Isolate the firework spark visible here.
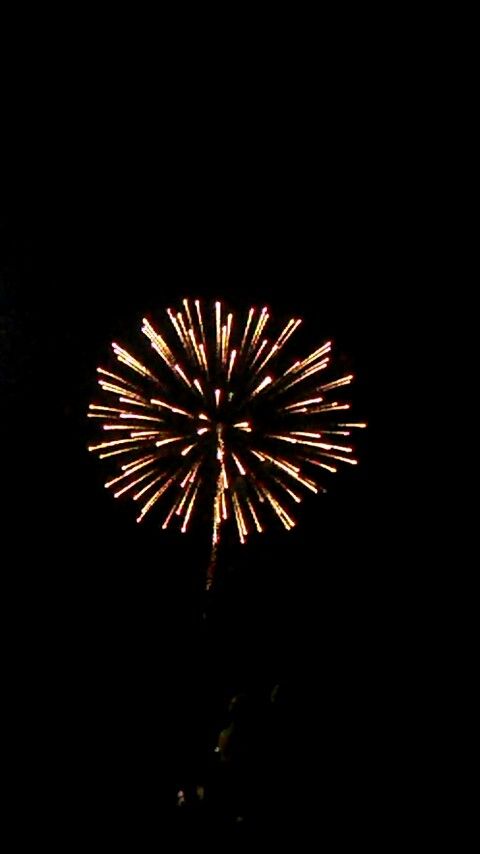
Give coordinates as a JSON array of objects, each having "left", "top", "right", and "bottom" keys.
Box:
[{"left": 89, "top": 299, "right": 366, "bottom": 585}]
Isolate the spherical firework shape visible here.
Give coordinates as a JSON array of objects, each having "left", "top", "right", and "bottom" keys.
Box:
[{"left": 88, "top": 299, "right": 366, "bottom": 582}]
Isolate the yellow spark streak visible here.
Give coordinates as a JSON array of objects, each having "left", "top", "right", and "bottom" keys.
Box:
[
  {"left": 282, "top": 359, "right": 329, "bottom": 391},
  {"left": 338, "top": 423, "right": 367, "bottom": 428},
  {"left": 112, "top": 343, "right": 156, "bottom": 380},
  {"left": 250, "top": 375, "right": 272, "bottom": 399},
  {"left": 189, "top": 460, "right": 202, "bottom": 483},
  {"left": 199, "top": 343, "right": 208, "bottom": 375},
  {"left": 183, "top": 298, "right": 194, "bottom": 329},
  {"left": 309, "top": 403, "right": 350, "bottom": 413},
  {"left": 227, "top": 349, "right": 237, "bottom": 382},
  {"left": 221, "top": 491, "right": 228, "bottom": 520},
  {"left": 291, "top": 431, "right": 324, "bottom": 438},
  {"left": 277, "top": 318, "right": 302, "bottom": 347},
  {"left": 234, "top": 421, "right": 250, "bottom": 428},
  {"left": 176, "top": 481, "right": 194, "bottom": 515},
  {"left": 232, "top": 493, "right": 247, "bottom": 542},
  {"left": 105, "top": 456, "right": 156, "bottom": 487},
  {"left": 99, "top": 444, "right": 144, "bottom": 459},
  {"left": 88, "top": 413, "right": 109, "bottom": 418},
  {"left": 181, "top": 482, "right": 200, "bottom": 532},
  {"left": 114, "top": 469, "right": 155, "bottom": 498},
  {"left": 262, "top": 488, "right": 295, "bottom": 529},
  {"left": 129, "top": 431, "right": 159, "bottom": 437},
  {"left": 284, "top": 360, "right": 301, "bottom": 376},
  {"left": 232, "top": 453, "right": 246, "bottom": 475},
  {"left": 103, "top": 424, "right": 153, "bottom": 431},
  {"left": 215, "top": 301, "right": 221, "bottom": 364},
  {"left": 118, "top": 398, "right": 150, "bottom": 408},
  {"left": 250, "top": 338, "right": 268, "bottom": 368},
  {"left": 261, "top": 453, "right": 300, "bottom": 473},
  {"left": 226, "top": 313, "right": 233, "bottom": 358},
  {"left": 197, "top": 428, "right": 210, "bottom": 435},
  {"left": 272, "top": 476, "right": 302, "bottom": 504},
  {"left": 239, "top": 307, "right": 255, "bottom": 356},
  {"left": 177, "top": 313, "right": 192, "bottom": 358},
  {"left": 162, "top": 500, "right": 180, "bottom": 530},
  {"left": 133, "top": 472, "right": 165, "bottom": 500},
  {"left": 99, "top": 382, "right": 142, "bottom": 400},
  {"left": 137, "top": 476, "right": 176, "bottom": 521},
  {"left": 174, "top": 364, "right": 193, "bottom": 388},
  {"left": 119, "top": 413, "right": 164, "bottom": 422},
  {"left": 250, "top": 307, "right": 269, "bottom": 355},
  {"left": 215, "top": 388, "right": 221, "bottom": 407},
  {"left": 318, "top": 374, "right": 354, "bottom": 391},
  {"left": 150, "top": 398, "right": 194, "bottom": 418},
  {"left": 321, "top": 431, "right": 351, "bottom": 436},
  {"left": 193, "top": 378, "right": 205, "bottom": 397},
  {"left": 155, "top": 436, "right": 184, "bottom": 447},
  {"left": 246, "top": 497, "right": 263, "bottom": 532},
  {"left": 304, "top": 458, "right": 337, "bottom": 473},
  {"left": 167, "top": 308, "right": 185, "bottom": 348},
  {"left": 89, "top": 404, "right": 126, "bottom": 414},
  {"left": 89, "top": 437, "right": 151, "bottom": 451},
  {"left": 251, "top": 450, "right": 265, "bottom": 461},
  {"left": 96, "top": 367, "right": 136, "bottom": 387},
  {"left": 198, "top": 413, "right": 209, "bottom": 421},
  {"left": 221, "top": 324, "right": 227, "bottom": 367},
  {"left": 188, "top": 328, "right": 203, "bottom": 369},
  {"left": 283, "top": 397, "right": 324, "bottom": 411},
  {"left": 142, "top": 318, "right": 175, "bottom": 365},
  {"left": 195, "top": 300, "right": 207, "bottom": 351},
  {"left": 318, "top": 453, "right": 358, "bottom": 465},
  {"left": 181, "top": 444, "right": 196, "bottom": 456}
]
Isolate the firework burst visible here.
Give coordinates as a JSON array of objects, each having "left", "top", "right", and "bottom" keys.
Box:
[{"left": 88, "top": 299, "right": 366, "bottom": 586}]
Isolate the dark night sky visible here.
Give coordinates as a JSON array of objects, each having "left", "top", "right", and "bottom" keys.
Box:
[{"left": 1, "top": 122, "right": 380, "bottom": 834}]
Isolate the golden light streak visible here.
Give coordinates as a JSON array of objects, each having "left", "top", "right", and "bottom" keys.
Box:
[
  {"left": 99, "top": 444, "right": 144, "bottom": 459},
  {"left": 96, "top": 367, "right": 136, "bottom": 386},
  {"left": 183, "top": 298, "right": 194, "bottom": 330},
  {"left": 162, "top": 500, "right": 180, "bottom": 530},
  {"left": 215, "top": 301, "right": 221, "bottom": 364},
  {"left": 226, "top": 313, "right": 233, "bottom": 358},
  {"left": 250, "top": 307, "right": 269, "bottom": 355},
  {"left": 250, "top": 338, "right": 268, "bottom": 368},
  {"left": 181, "top": 444, "right": 196, "bottom": 455},
  {"left": 318, "top": 374, "right": 354, "bottom": 391},
  {"left": 317, "top": 452, "right": 358, "bottom": 465},
  {"left": 304, "top": 458, "right": 337, "bottom": 473},
  {"left": 114, "top": 469, "right": 154, "bottom": 498},
  {"left": 155, "top": 436, "right": 184, "bottom": 447},
  {"left": 197, "top": 427, "right": 210, "bottom": 435},
  {"left": 88, "top": 437, "right": 152, "bottom": 451},
  {"left": 246, "top": 497, "right": 263, "bottom": 531},
  {"left": 227, "top": 349, "right": 237, "bottom": 382},
  {"left": 232, "top": 453, "right": 246, "bottom": 475},
  {"left": 215, "top": 388, "right": 221, "bottom": 407},
  {"left": 234, "top": 421, "right": 250, "bottom": 428},
  {"left": 150, "top": 398, "right": 194, "bottom": 417},
  {"left": 136, "top": 475, "right": 176, "bottom": 521},
  {"left": 337, "top": 423, "right": 367, "bottom": 428},
  {"left": 239, "top": 307, "right": 255, "bottom": 356},
  {"left": 129, "top": 431, "right": 159, "bottom": 437},
  {"left": 119, "top": 413, "right": 164, "bottom": 422},
  {"left": 250, "top": 375, "right": 272, "bottom": 399},
  {"left": 89, "top": 404, "right": 126, "bottom": 414},
  {"left": 112, "top": 343, "right": 156, "bottom": 380},
  {"left": 118, "top": 397, "right": 150, "bottom": 408},
  {"left": 176, "top": 481, "right": 194, "bottom": 515},
  {"left": 193, "top": 378, "right": 204, "bottom": 397},
  {"left": 221, "top": 491, "right": 228, "bottom": 520},
  {"left": 105, "top": 456, "right": 156, "bottom": 487},
  {"left": 221, "top": 324, "right": 227, "bottom": 367},
  {"left": 282, "top": 397, "right": 324, "bottom": 411},
  {"left": 133, "top": 472, "right": 166, "bottom": 500},
  {"left": 174, "top": 364, "right": 193, "bottom": 388},
  {"left": 181, "top": 482, "right": 200, "bottom": 532},
  {"left": 188, "top": 328, "right": 203, "bottom": 369}
]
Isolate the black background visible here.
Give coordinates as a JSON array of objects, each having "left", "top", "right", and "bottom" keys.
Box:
[{"left": 1, "top": 65, "right": 386, "bottom": 839}]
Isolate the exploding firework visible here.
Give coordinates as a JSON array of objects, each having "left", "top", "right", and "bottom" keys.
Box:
[{"left": 88, "top": 299, "right": 366, "bottom": 585}]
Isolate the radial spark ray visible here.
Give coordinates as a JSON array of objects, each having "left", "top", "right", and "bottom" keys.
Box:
[{"left": 89, "top": 299, "right": 366, "bottom": 581}]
